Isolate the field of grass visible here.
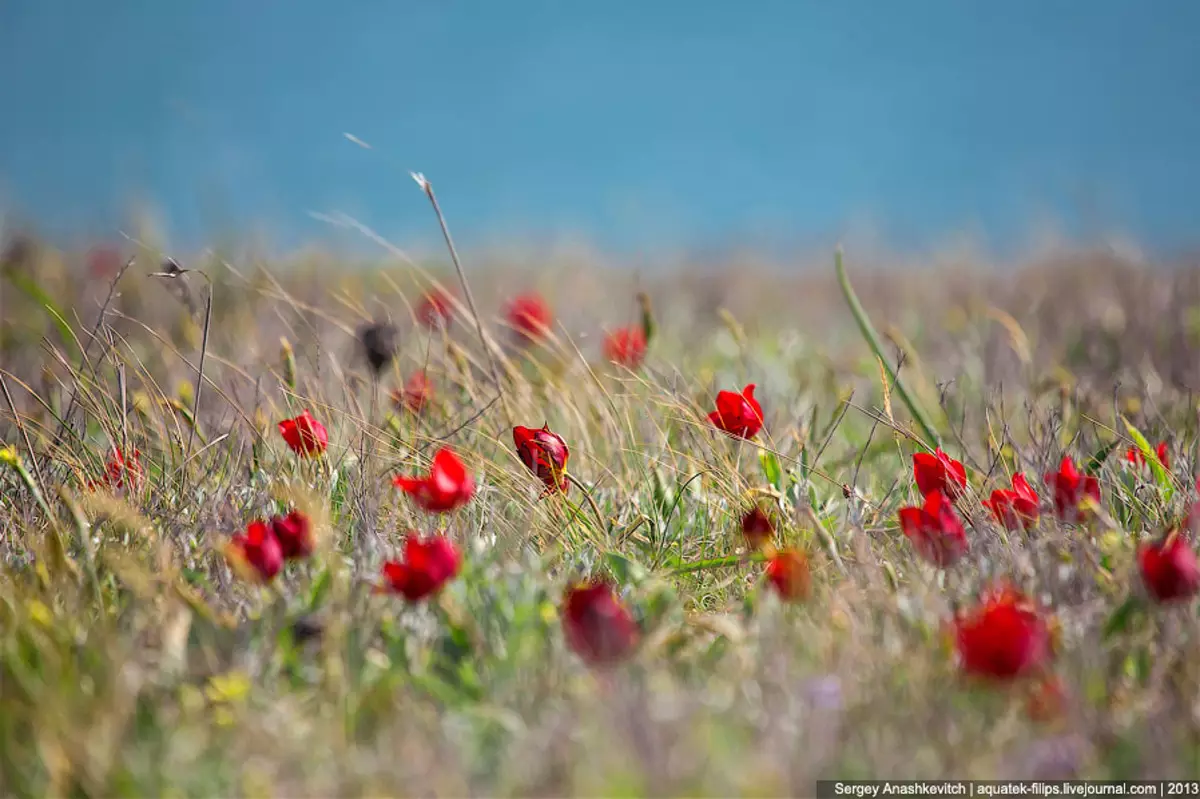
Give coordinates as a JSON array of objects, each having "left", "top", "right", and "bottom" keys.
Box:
[{"left": 2, "top": 226, "right": 1200, "bottom": 796}]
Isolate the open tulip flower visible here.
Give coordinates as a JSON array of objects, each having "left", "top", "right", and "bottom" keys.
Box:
[
  {"left": 393, "top": 447, "right": 476, "bottom": 513},
  {"left": 707, "top": 383, "right": 764, "bottom": 440},
  {"left": 278, "top": 411, "right": 329, "bottom": 458},
  {"left": 561, "top": 580, "right": 641, "bottom": 667},
  {"left": 513, "top": 424, "right": 570, "bottom": 494},
  {"left": 912, "top": 447, "right": 967, "bottom": 499},
  {"left": 378, "top": 533, "right": 462, "bottom": 601},
  {"left": 898, "top": 490, "right": 968, "bottom": 568},
  {"left": 1138, "top": 530, "right": 1200, "bottom": 603},
  {"left": 1044, "top": 456, "right": 1101, "bottom": 523},
  {"left": 271, "top": 510, "right": 314, "bottom": 560},
  {"left": 984, "top": 473, "right": 1040, "bottom": 532},
  {"left": 953, "top": 584, "right": 1053, "bottom": 681}
]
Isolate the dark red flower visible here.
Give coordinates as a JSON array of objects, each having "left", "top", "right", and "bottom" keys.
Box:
[
  {"left": 90, "top": 447, "right": 143, "bottom": 491},
  {"left": 898, "top": 490, "right": 968, "bottom": 568},
  {"left": 561, "top": 580, "right": 640, "bottom": 667},
  {"left": 278, "top": 411, "right": 329, "bottom": 458},
  {"left": 1044, "top": 456, "right": 1101, "bottom": 523},
  {"left": 741, "top": 506, "right": 775, "bottom": 550},
  {"left": 505, "top": 292, "right": 553, "bottom": 343},
  {"left": 270, "top": 510, "right": 314, "bottom": 560},
  {"left": 513, "top": 424, "right": 570, "bottom": 494},
  {"left": 765, "top": 550, "right": 810, "bottom": 601},
  {"left": 954, "top": 584, "right": 1052, "bottom": 680},
  {"left": 393, "top": 447, "right": 475, "bottom": 513},
  {"left": 378, "top": 533, "right": 462, "bottom": 601},
  {"left": 1138, "top": 531, "right": 1200, "bottom": 603},
  {"left": 1125, "top": 441, "right": 1170, "bottom": 471},
  {"left": 603, "top": 326, "right": 647, "bottom": 369},
  {"left": 984, "top": 473, "right": 1040, "bottom": 532},
  {"left": 416, "top": 288, "right": 454, "bottom": 329},
  {"left": 912, "top": 447, "right": 967, "bottom": 499},
  {"left": 707, "top": 383, "right": 764, "bottom": 440},
  {"left": 225, "top": 520, "right": 284, "bottom": 583},
  {"left": 392, "top": 371, "right": 432, "bottom": 415}
]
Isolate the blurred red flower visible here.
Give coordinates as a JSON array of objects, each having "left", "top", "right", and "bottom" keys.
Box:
[
  {"left": 561, "top": 580, "right": 640, "bottom": 667},
  {"left": 416, "top": 288, "right": 454, "bottom": 329},
  {"left": 393, "top": 370, "right": 432, "bottom": 415},
  {"left": 898, "top": 489, "right": 968, "bottom": 568},
  {"left": 603, "top": 326, "right": 647, "bottom": 369},
  {"left": 225, "top": 520, "right": 284, "bottom": 583},
  {"left": 87, "top": 245, "right": 123, "bottom": 280},
  {"left": 912, "top": 447, "right": 967, "bottom": 499},
  {"left": 984, "top": 473, "right": 1040, "bottom": 532},
  {"left": 513, "top": 424, "right": 570, "bottom": 494},
  {"left": 278, "top": 411, "right": 328, "bottom": 458},
  {"left": 741, "top": 506, "right": 775, "bottom": 550},
  {"left": 954, "top": 584, "right": 1052, "bottom": 680},
  {"left": 271, "top": 510, "right": 314, "bottom": 560},
  {"left": 1125, "top": 441, "right": 1170, "bottom": 471},
  {"left": 505, "top": 292, "right": 552, "bottom": 343},
  {"left": 1044, "top": 456, "right": 1100, "bottom": 523},
  {"left": 393, "top": 447, "right": 475, "bottom": 513},
  {"left": 378, "top": 533, "right": 462, "bottom": 601},
  {"left": 90, "top": 447, "right": 143, "bottom": 491},
  {"left": 765, "top": 550, "right": 810, "bottom": 601},
  {"left": 1138, "top": 530, "right": 1200, "bottom": 603},
  {"left": 707, "top": 383, "right": 764, "bottom": 440}
]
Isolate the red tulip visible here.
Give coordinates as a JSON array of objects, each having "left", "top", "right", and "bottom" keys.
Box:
[
  {"left": 393, "top": 447, "right": 475, "bottom": 513},
  {"left": 278, "top": 411, "right": 329, "bottom": 458},
  {"left": 1044, "top": 456, "right": 1101, "bottom": 523},
  {"left": 707, "top": 383, "right": 764, "bottom": 440},
  {"left": 378, "top": 533, "right": 462, "bottom": 601},
  {"left": 270, "top": 510, "right": 314, "bottom": 560},
  {"left": 561, "top": 580, "right": 640, "bottom": 667},
  {"left": 416, "top": 288, "right": 453, "bottom": 329},
  {"left": 1125, "top": 441, "right": 1170, "bottom": 471},
  {"left": 603, "top": 326, "right": 647, "bottom": 369},
  {"left": 1138, "top": 531, "right": 1200, "bottom": 603},
  {"left": 393, "top": 370, "right": 432, "bottom": 415},
  {"left": 765, "top": 550, "right": 810, "bottom": 601},
  {"left": 513, "top": 424, "right": 570, "bottom": 494},
  {"left": 741, "top": 506, "right": 775, "bottom": 550},
  {"left": 898, "top": 490, "right": 968, "bottom": 568},
  {"left": 954, "top": 584, "right": 1052, "bottom": 680},
  {"left": 912, "top": 447, "right": 967, "bottom": 499},
  {"left": 984, "top": 473, "right": 1040, "bottom": 532},
  {"left": 505, "top": 292, "right": 552, "bottom": 343},
  {"left": 225, "top": 520, "right": 284, "bottom": 583},
  {"left": 90, "top": 447, "right": 143, "bottom": 491}
]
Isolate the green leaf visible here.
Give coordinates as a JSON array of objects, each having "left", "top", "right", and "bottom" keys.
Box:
[
  {"left": 1102, "top": 595, "right": 1145, "bottom": 641},
  {"left": 602, "top": 551, "right": 649, "bottom": 585},
  {"left": 1121, "top": 416, "right": 1173, "bottom": 503},
  {"left": 307, "top": 567, "right": 333, "bottom": 611},
  {"left": 759, "top": 449, "right": 783, "bottom": 492},
  {"left": 1085, "top": 440, "right": 1120, "bottom": 476}
]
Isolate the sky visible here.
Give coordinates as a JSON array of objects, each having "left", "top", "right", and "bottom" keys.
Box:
[{"left": 2, "top": 1, "right": 1199, "bottom": 258}]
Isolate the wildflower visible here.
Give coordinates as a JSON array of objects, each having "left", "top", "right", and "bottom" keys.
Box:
[
  {"left": 1044, "top": 456, "right": 1101, "bottom": 523},
  {"left": 898, "top": 490, "right": 968, "bottom": 568},
  {"left": 741, "top": 506, "right": 775, "bottom": 550},
  {"left": 765, "top": 550, "right": 810, "bottom": 601},
  {"left": 278, "top": 411, "right": 329, "bottom": 458},
  {"left": 357, "top": 320, "right": 399, "bottom": 376},
  {"left": 707, "top": 383, "right": 764, "bottom": 440},
  {"left": 505, "top": 292, "right": 553, "bottom": 343},
  {"left": 953, "top": 584, "right": 1052, "bottom": 680},
  {"left": 378, "top": 533, "right": 462, "bottom": 601},
  {"left": 416, "top": 288, "right": 453, "bottom": 329},
  {"left": 984, "top": 473, "right": 1040, "bottom": 532},
  {"left": 603, "top": 326, "right": 647, "bottom": 369},
  {"left": 393, "top": 447, "right": 475, "bottom": 513},
  {"left": 392, "top": 371, "right": 432, "bottom": 415},
  {"left": 1125, "top": 441, "right": 1170, "bottom": 471},
  {"left": 912, "top": 447, "right": 967, "bottom": 499},
  {"left": 513, "top": 424, "right": 570, "bottom": 494},
  {"left": 270, "top": 510, "right": 314, "bottom": 560},
  {"left": 1137, "top": 530, "right": 1200, "bottom": 603},
  {"left": 561, "top": 580, "right": 640, "bottom": 667},
  {"left": 91, "top": 447, "right": 143, "bottom": 491},
  {"left": 225, "top": 520, "right": 284, "bottom": 583}
]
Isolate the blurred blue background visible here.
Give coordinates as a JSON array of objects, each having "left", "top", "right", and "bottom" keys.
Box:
[{"left": 2, "top": 0, "right": 1198, "bottom": 256}]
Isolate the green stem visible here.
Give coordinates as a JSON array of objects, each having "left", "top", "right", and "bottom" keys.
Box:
[
  {"left": 670, "top": 552, "right": 766, "bottom": 576},
  {"left": 834, "top": 247, "right": 940, "bottom": 449}
]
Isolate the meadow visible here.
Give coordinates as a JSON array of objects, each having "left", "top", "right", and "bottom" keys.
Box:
[{"left": 1, "top": 218, "right": 1199, "bottom": 796}]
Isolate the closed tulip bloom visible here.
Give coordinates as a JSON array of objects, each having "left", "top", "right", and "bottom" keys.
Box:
[
  {"left": 898, "top": 490, "right": 968, "bottom": 568},
  {"left": 1138, "top": 531, "right": 1200, "bottom": 603},
  {"left": 561, "top": 580, "right": 640, "bottom": 667},
  {"left": 912, "top": 447, "right": 967, "bottom": 499},
  {"left": 513, "top": 424, "right": 570, "bottom": 494},
  {"left": 603, "top": 326, "right": 647, "bottom": 369},
  {"left": 379, "top": 533, "right": 462, "bottom": 601},
  {"left": 954, "top": 584, "right": 1052, "bottom": 680},
  {"left": 225, "top": 520, "right": 284, "bottom": 583},
  {"left": 278, "top": 411, "right": 329, "bottom": 458},
  {"left": 505, "top": 292, "right": 553, "bottom": 344},
  {"left": 765, "top": 550, "right": 810, "bottom": 601}
]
